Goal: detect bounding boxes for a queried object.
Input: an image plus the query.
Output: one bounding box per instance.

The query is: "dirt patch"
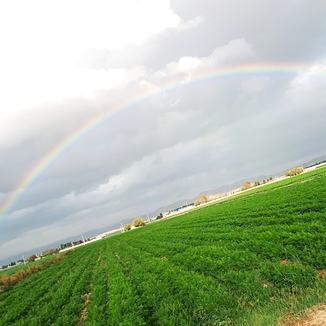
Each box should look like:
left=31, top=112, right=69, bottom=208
left=77, top=292, right=92, bottom=326
left=279, top=303, right=326, bottom=326
left=78, top=249, right=104, bottom=325
left=317, top=270, right=326, bottom=280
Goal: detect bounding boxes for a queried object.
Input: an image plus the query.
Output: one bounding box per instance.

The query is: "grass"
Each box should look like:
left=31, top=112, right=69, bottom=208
left=0, top=166, right=325, bottom=325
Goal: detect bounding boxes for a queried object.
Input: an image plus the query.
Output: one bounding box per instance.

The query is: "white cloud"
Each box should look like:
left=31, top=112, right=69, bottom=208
left=288, top=61, right=326, bottom=91
left=0, top=38, right=255, bottom=150
left=0, top=0, right=194, bottom=117
left=282, top=60, right=326, bottom=110
left=176, top=15, right=204, bottom=32
left=0, top=0, right=182, bottom=52
left=0, top=64, right=154, bottom=149
left=162, top=39, right=255, bottom=77
left=0, top=0, right=206, bottom=152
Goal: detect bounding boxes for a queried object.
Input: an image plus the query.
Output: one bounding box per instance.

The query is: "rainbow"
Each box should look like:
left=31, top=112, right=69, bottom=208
left=1, top=62, right=325, bottom=219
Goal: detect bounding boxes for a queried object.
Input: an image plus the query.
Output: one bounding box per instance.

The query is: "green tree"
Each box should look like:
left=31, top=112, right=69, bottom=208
left=124, top=223, right=131, bottom=231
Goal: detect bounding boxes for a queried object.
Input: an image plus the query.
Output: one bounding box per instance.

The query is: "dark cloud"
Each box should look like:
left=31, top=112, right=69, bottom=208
left=1, top=1, right=326, bottom=263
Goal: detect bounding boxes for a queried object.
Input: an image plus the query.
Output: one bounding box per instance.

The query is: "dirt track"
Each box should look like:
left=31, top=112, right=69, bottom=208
left=279, top=303, right=326, bottom=326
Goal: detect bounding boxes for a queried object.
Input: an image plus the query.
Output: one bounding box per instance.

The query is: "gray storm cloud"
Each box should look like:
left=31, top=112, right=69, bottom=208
left=0, top=0, right=326, bottom=263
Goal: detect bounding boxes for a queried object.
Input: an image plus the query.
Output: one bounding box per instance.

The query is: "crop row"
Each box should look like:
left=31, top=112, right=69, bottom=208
left=0, top=243, right=102, bottom=325
left=84, top=241, right=146, bottom=325
left=103, top=166, right=326, bottom=324
left=0, top=166, right=325, bottom=325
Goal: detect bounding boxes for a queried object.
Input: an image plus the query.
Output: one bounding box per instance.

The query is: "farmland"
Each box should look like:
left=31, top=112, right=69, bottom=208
left=0, top=166, right=326, bottom=325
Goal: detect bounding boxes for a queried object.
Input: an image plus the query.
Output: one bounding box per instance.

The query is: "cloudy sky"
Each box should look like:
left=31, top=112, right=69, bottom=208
left=1, top=0, right=326, bottom=263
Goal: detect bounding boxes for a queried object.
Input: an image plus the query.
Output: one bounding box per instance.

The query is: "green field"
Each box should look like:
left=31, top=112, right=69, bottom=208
left=1, top=166, right=326, bottom=325
left=0, top=254, right=63, bottom=276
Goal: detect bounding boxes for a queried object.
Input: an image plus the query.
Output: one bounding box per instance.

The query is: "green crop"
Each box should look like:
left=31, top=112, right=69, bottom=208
left=0, top=166, right=325, bottom=325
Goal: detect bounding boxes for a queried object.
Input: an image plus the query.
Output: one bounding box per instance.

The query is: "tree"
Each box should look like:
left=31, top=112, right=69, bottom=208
left=132, top=217, right=144, bottom=227
left=254, top=181, right=260, bottom=186
left=242, top=181, right=252, bottom=190
left=201, top=195, right=208, bottom=203
left=27, top=254, right=37, bottom=262
left=194, top=195, right=209, bottom=206
left=285, top=167, right=304, bottom=177
left=124, top=223, right=131, bottom=231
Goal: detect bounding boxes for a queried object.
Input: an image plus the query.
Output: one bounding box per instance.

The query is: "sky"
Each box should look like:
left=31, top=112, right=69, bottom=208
left=0, top=0, right=326, bottom=263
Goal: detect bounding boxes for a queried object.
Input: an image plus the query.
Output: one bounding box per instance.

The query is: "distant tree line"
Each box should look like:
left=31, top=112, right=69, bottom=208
left=60, top=240, right=86, bottom=250
left=305, top=160, right=326, bottom=168
left=1, top=261, right=16, bottom=269
left=1, top=247, right=61, bottom=270
left=193, top=177, right=276, bottom=207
